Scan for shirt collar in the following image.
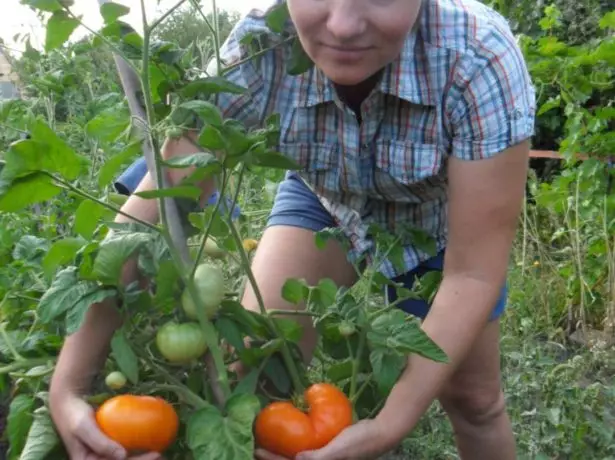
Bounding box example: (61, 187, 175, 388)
(295, 27, 436, 108)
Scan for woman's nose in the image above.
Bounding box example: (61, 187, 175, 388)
(326, 1, 367, 43)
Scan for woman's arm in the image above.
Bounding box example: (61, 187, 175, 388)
(49, 134, 212, 398)
(375, 139, 530, 446)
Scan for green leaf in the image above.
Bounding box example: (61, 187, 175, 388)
(281, 278, 309, 304)
(231, 368, 260, 397)
(3, 121, 85, 181)
(216, 317, 245, 351)
(110, 329, 139, 384)
(262, 355, 291, 395)
(265, 2, 290, 34)
(74, 199, 109, 240)
(198, 125, 226, 150)
(253, 151, 302, 170)
(272, 317, 303, 343)
(179, 100, 223, 126)
(92, 232, 152, 285)
(13, 235, 49, 261)
(65, 286, 116, 333)
(85, 104, 130, 143)
(46, 10, 79, 51)
(187, 394, 260, 460)
(288, 37, 313, 75)
(180, 77, 246, 98)
(0, 173, 62, 212)
(325, 359, 354, 382)
(19, 406, 60, 460)
(369, 349, 406, 395)
(367, 310, 448, 363)
(20, 0, 63, 12)
(599, 11, 615, 29)
(135, 185, 202, 200)
(7, 394, 35, 459)
(163, 152, 222, 177)
(100, 2, 130, 23)
(98, 141, 142, 188)
(153, 260, 180, 311)
(42, 237, 84, 276)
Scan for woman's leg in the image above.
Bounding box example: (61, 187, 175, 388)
(241, 174, 359, 362)
(387, 251, 514, 460)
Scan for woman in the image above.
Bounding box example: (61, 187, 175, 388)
(49, 0, 535, 459)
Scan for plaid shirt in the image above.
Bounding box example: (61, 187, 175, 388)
(208, 0, 536, 278)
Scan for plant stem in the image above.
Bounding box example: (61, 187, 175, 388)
(0, 357, 55, 374)
(351, 374, 372, 404)
(0, 321, 24, 361)
(51, 174, 160, 232)
(148, 0, 189, 32)
(226, 167, 305, 393)
(140, 0, 231, 405)
(268, 309, 318, 317)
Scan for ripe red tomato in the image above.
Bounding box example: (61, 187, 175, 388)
(254, 383, 353, 458)
(95, 395, 179, 453)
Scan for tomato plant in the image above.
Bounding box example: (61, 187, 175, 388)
(95, 395, 179, 453)
(155, 321, 208, 363)
(254, 383, 353, 458)
(181, 263, 225, 320)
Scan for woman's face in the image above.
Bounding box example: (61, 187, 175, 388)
(287, 0, 422, 86)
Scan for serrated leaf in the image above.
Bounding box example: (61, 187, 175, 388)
(100, 2, 130, 23)
(180, 77, 246, 98)
(7, 394, 35, 459)
(369, 349, 406, 395)
(265, 2, 290, 34)
(92, 232, 152, 285)
(3, 121, 85, 182)
(46, 10, 79, 52)
(0, 173, 62, 212)
(42, 237, 84, 276)
(110, 329, 139, 384)
(37, 266, 116, 324)
(231, 368, 260, 397)
(98, 141, 142, 188)
(367, 310, 448, 363)
(179, 100, 223, 126)
(13, 235, 49, 262)
(19, 406, 60, 460)
(74, 199, 109, 239)
(65, 287, 116, 334)
(153, 260, 180, 311)
(187, 394, 260, 460)
(163, 152, 221, 173)
(281, 278, 309, 304)
(85, 104, 130, 143)
(135, 185, 202, 200)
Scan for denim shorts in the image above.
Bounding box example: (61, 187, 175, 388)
(268, 172, 507, 321)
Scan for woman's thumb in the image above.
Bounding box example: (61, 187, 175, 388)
(76, 416, 127, 460)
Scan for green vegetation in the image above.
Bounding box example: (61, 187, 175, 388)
(0, 1, 613, 459)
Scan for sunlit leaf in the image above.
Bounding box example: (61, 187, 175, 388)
(46, 10, 80, 52)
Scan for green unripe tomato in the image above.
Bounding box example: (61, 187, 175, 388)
(155, 321, 208, 363)
(105, 371, 127, 390)
(338, 321, 356, 337)
(181, 263, 225, 320)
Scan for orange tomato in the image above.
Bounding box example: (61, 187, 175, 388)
(95, 394, 179, 453)
(254, 383, 353, 458)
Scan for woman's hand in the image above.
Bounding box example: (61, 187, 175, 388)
(49, 392, 162, 460)
(254, 419, 394, 460)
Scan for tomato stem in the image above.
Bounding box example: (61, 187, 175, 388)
(226, 166, 306, 394)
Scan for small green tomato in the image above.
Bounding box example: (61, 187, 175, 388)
(105, 371, 127, 390)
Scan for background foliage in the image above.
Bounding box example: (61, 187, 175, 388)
(0, 1, 613, 458)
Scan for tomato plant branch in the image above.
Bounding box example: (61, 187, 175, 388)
(267, 310, 318, 317)
(50, 174, 160, 232)
(225, 166, 305, 394)
(0, 357, 56, 375)
(148, 0, 189, 33)
(140, 0, 231, 405)
(0, 321, 24, 362)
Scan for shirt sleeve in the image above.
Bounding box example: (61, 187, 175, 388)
(445, 24, 536, 161)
